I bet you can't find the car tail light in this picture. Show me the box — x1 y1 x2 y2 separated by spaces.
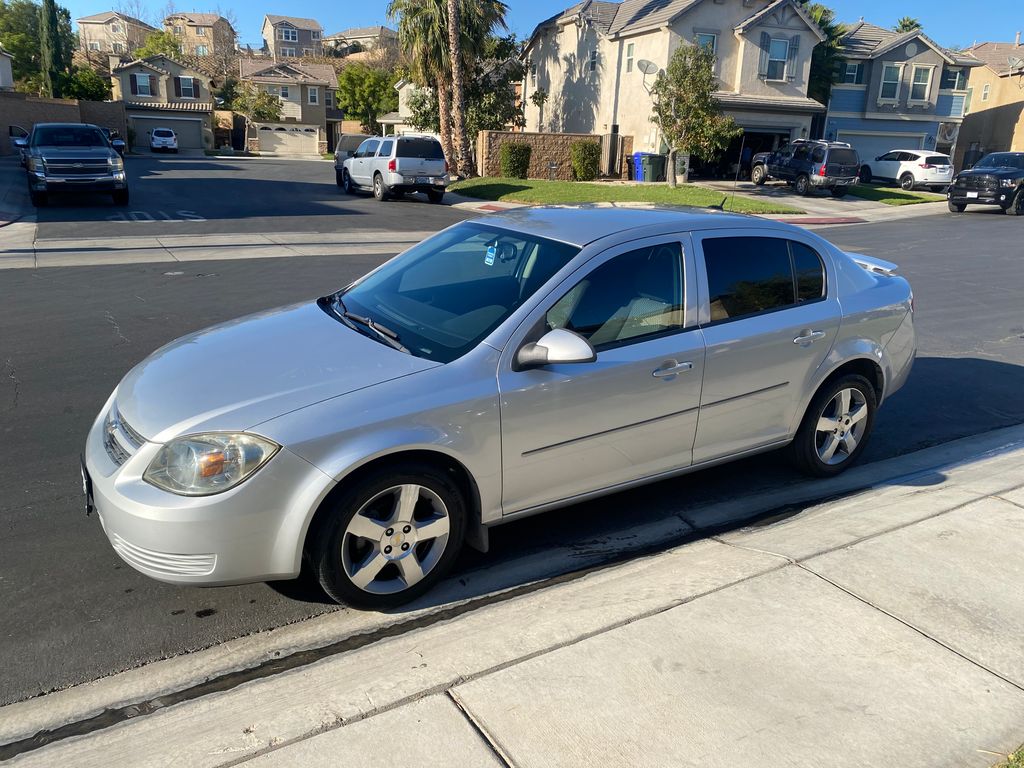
819 164 827 177
387 158 396 173
919 163 934 169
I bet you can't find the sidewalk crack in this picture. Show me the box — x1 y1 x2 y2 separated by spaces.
447 689 516 768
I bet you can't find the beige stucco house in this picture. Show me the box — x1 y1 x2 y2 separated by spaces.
111 55 215 150
261 15 324 59
323 26 398 56
77 11 156 56
163 13 236 58
955 37 1024 168
239 59 334 154
521 0 825 158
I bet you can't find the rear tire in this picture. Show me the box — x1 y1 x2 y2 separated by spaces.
426 189 444 204
948 201 965 213
29 190 47 207
311 462 466 608
787 374 877 478
795 174 811 196
899 173 915 191
859 165 872 184
1003 189 1023 216
373 173 389 201
112 189 129 206
751 165 767 185
831 187 848 198
335 169 344 188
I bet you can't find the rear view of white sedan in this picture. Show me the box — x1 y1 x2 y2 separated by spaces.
860 150 954 192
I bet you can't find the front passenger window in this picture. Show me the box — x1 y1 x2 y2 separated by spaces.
546 243 684 350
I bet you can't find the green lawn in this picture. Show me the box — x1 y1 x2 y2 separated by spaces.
844 183 946 206
995 747 1024 768
449 177 804 215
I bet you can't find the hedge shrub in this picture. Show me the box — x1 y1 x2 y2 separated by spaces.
500 142 532 178
570 140 601 181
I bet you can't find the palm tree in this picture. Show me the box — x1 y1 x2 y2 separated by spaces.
894 16 922 33
798 1 846 106
447 0 473 176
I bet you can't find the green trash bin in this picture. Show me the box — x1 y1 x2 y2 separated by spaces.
642 154 667 182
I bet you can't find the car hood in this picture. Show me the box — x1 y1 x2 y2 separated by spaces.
115 302 439 444
958 166 1023 179
33 146 116 160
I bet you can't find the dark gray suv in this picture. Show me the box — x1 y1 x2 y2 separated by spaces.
751 140 861 197
18 122 128 207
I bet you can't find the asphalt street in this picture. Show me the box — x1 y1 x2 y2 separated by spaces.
31 156 471 240
1 211 1023 707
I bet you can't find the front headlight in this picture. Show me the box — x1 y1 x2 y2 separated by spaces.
1000 178 1017 188
27 157 45 173
144 433 279 496
109 156 124 171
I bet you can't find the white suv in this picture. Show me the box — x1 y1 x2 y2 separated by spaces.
340 135 448 203
859 149 954 192
149 127 178 153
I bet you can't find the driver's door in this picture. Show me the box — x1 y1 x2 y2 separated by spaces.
497 236 706 515
873 152 901 180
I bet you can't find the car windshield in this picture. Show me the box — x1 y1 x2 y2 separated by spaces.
827 148 858 165
975 153 1024 169
335 222 580 363
31 126 108 147
397 138 444 159
925 155 949 165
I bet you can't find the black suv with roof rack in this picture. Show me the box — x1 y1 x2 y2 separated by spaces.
947 152 1024 215
750 139 861 197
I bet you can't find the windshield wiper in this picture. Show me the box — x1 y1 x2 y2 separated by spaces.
332 296 409 354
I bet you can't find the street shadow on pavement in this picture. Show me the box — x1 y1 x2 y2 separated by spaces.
269 355 1024 609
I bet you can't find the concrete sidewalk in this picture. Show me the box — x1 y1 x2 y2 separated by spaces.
5 426 1024 767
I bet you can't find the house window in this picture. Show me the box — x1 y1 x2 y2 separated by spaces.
910 65 932 102
695 33 717 53
196 26 207 36
325 90 333 107
766 39 788 81
111 22 123 33
311 30 320 40
880 63 901 100
88 41 101 51
941 68 966 90
530 62 537 86
308 86 319 105
982 83 990 101
843 62 864 84
135 74 151 96
112 42 125 54
281 47 296 57
196 45 208 56
279 27 298 42
173 25 183 35
588 49 597 73
625 43 634 73
280 85 289 99
179 76 196 98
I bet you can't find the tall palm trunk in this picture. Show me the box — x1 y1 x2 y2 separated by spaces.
447 0 476 177
436 78 457 176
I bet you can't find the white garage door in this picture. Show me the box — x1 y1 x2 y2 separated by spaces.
258 129 317 155
837 132 923 165
130 117 203 150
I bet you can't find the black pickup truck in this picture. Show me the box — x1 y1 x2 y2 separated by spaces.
17 122 129 207
947 152 1024 215
751 139 861 197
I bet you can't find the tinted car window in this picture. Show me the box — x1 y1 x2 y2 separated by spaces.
975 153 1024 169
31 125 108 147
793 145 811 161
878 152 899 161
811 147 825 163
362 140 380 158
827 148 858 165
792 242 825 302
703 237 793 323
547 243 684 350
378 139 394 157
397 138 444 159
926 155 950 165
153 129 174 137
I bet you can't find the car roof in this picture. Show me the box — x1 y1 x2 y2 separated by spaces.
888 149 945 155
33 122 101 129
473 205 767 248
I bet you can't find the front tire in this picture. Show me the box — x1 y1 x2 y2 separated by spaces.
795 174 811 196
426 189 445 204
373 173 389 201
1003 189 1023 216
112 189 129 206
341 169 354 194
787 374 877 478
311 463 466 608
899 173 915 191
335 169 344 188
948 201 966 213
29 190 47 207
859 165 872 184
751 165 767 185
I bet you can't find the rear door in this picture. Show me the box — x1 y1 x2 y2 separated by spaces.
691 231 840 463
769 145 796 179
825 147 859 179
395 137 447 181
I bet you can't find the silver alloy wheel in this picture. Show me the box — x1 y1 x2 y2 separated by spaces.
814 387 868 466
341 484 451 594
900 173 914 191
374 175 384 199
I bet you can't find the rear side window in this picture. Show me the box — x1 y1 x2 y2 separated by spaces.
701 237 826 323
397 138 444 159
378 139 394 157
827 148 858 165
811 147 825 163
362 140 380 157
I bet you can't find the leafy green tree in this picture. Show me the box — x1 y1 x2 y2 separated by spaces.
39 0 65 96
894 16 921 33
233 81 282 128
135 30 182 59
797 1 845 106
216 75 239 108
0 0 72 92
650 41 740 186
61 65 111 100
336 62 399 134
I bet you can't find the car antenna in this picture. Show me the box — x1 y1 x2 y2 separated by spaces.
724 131 747 213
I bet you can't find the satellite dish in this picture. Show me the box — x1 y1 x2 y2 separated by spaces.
637 59 659 75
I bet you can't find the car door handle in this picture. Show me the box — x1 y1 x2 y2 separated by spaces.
652 361 694 378
793 330 827 345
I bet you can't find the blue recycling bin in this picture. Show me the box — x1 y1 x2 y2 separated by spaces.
633 151 649 182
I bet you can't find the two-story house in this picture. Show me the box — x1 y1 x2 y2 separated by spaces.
111 55 215 151
163 13 237 58
261 15 324 59
954 36 1024 168
522 0 827 163
239 59 335 154
76 11 156 57
825 21 981 166
323 26 398 56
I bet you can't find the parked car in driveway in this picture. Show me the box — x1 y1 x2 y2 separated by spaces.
751 139 861 197
947 152 1024 215
149 127 178 153
100 127 127 157
859 150 954 192
333 132 369 185
18 122 129 207
83 207 915 608
340 134 448 203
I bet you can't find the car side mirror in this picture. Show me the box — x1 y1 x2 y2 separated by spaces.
516 328 596 369
13 138 27 148
112 138 126 149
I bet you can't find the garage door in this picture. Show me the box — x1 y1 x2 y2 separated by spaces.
130 117 203 150
836 133 923 165
258 128 317 155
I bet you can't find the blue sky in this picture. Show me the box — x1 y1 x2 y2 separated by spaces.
71 0 1018 50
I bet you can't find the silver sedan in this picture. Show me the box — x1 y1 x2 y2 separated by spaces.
83 207 915 608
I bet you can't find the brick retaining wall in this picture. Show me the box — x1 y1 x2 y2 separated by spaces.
477 130 633 180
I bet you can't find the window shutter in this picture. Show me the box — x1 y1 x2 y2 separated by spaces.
758 31 770 77
173 76 182 97
786 34 800 80
148 75 155 95
129 73 138 95
193 79 200 99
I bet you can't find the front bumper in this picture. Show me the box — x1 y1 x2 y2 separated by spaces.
947 187 1011 207
29 172 127 192
83 408 335 586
